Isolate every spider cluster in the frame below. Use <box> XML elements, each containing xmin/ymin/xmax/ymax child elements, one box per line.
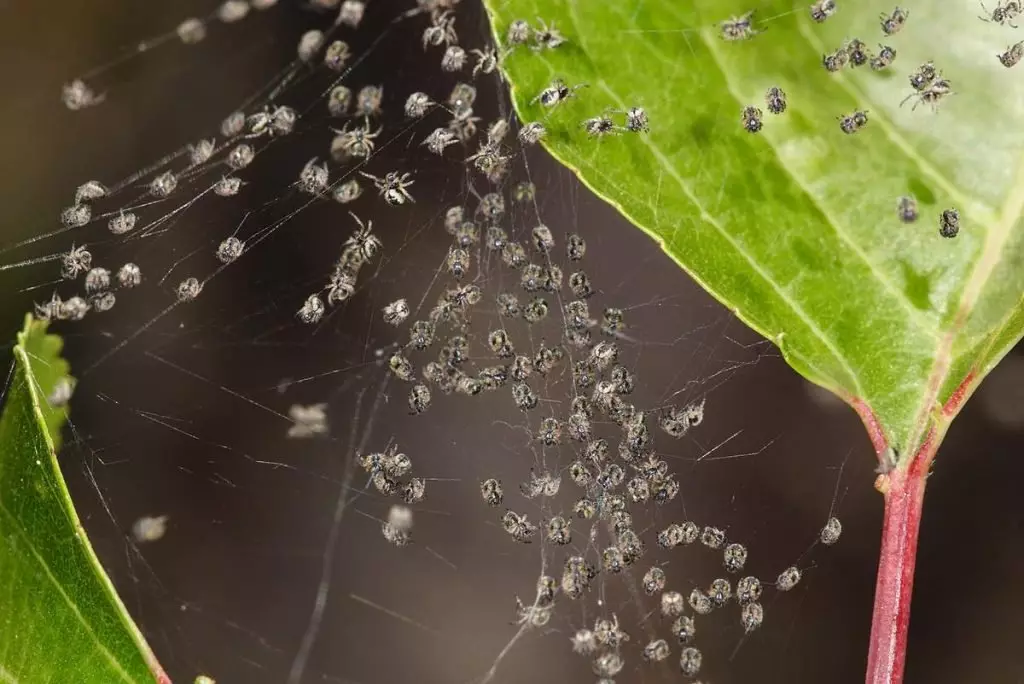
<box><xmin>821</xmin><ymin>38</ymin><xmax>896</xmax><ymax>73</ymax></box>
<box><xmin>35</xmin><ymin>3</ymin><xmax>871</xmax><ymax>682</ymax></box>
<box><xmin>894</xmin><ymin>197</ymin><xmax>961</xmax><ymax>238</ymax></box>
<box><xmin>357</xmin><ymin>443</ymin><xmax>427</xmax><ymax>541</ymax></box>
<box><xmin>837</xmin><ymin>109</ymin><xmax>870</xmax><ymax>134</ymax></box>
<box><xmin>900</xmin><ymin>61</ymin><xmax>953</xmax><ymax>111</ymax></box>
<box><xmin>739</xmin><ymin>87</ymin><xmax>787</xmax><ymax>134</ymax></box>
<box><xmin>297</xmin><ymin>213</ymin><xmax>382</xmax><ymax>325</ymax></box>
<box><xmin>362</xmin><ymin>145</ymin><xmax>850</xmax><ymax>678</ymax></box>
<box><xmin>579</xmin><ymin>107</ymin><xmax>650</xmax><ymax>138</ymax></box>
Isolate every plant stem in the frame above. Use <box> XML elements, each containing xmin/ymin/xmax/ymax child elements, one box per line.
<box><xmin>865</xmin><ymin>429</ymin><xmax>939</xmax><ymax>684</ymax></box>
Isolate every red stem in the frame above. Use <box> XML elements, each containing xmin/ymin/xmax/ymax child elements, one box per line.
<box><xmin>861</xmin><ymin>372</ymin><xmax>975</xmax><ymax>684</ymax></box>
<box><xmin>865</xmin><ymin>429</ymin><xmax>938</xmax><ymax>684</ymax></box>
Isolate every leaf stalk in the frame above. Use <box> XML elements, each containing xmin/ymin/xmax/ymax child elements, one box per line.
<box><xmin>864</xmin><ymin>428</ymin><xmax>938</xmax><ymax>684</ymax></box>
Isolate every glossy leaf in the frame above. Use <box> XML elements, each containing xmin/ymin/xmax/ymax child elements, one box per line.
<box><xmin>481</xmin><ymin>0</ymin><xmax>1024</xmax><ymax>462</ymax></box>
<box><xmin>0</xmin><ymin>315</ymin><xmax>165</xmax><ymax>684</ymax></box>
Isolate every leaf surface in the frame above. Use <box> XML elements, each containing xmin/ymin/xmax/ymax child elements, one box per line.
<box><xmin>482</xmin><ymin>0</ymin><xmax>1024</xmax><ymax>460</ymax></box>
<box><xmin>0</xmin><ymin>315</ymin><xmax>164</xmax><ymax>684</ymax></box>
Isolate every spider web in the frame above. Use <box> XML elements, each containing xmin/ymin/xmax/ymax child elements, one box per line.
<box><xmin>0</xmin><ymin>1</ymin><xmax>880</xmax><ymax>683</ymax></box>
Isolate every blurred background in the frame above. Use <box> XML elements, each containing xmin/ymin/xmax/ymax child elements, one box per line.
<box><xmin>0</xmin><ymin>1</ymin><xmax>1021</xmax><ymax>683</ymax></box>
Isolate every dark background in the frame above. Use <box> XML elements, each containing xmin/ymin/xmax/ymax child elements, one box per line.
<box><xmin>0</xmin><ymin>1</ymin><xmax>1021</xmax><ymax>683</ymax></box>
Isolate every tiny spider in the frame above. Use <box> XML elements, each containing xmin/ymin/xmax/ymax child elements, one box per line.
<box><xmin>337</xmin><ymin>0</ymin><xmax>365</xmax><ymax>28</ymax></box>
<box><xmin>245</xmin><ymin>106</ymin><xmax>273</xmax><ymax>137</ymax></box>
<box><xmin>880</xmin><ymin>6</ymin><xmax>909</xmax><ymax>34</ymax></box>
<box><xmin>741</xmin><ymin>105</ymin><xmax>763</xmax><ymax>133</ymax></box>
<box><xmin>838</xmin><ymin>109</ymin><xmax>869</xmax><ymax>133</ymax></box>
<box><xmin>326</xmin><ymin>271</ymin><xmax>356</xmax><ymax>305</ymax></box>
<box><xmin>507</xmin><ymin>19</ymin><xmax>531</xmax><ymax>45</ymax></box>
<box><xmin>62</xmin><ymin>79</ymin><xmax>104</xmax><ymax>111</ymax></box>
<box><xmin>297</xmin><ymin>157</ymin><xmax>329</xmax><ymax>195</ymax></box>
<box><xmin>422</xmin><ymin>127</ymin><xmax>458</xmax><ymax>155</ymax></box>
<box><xmin>216</xmin><ymin>236</ymin><xmax>244</xmax><ymax>263</ymax></box>
<box><xmin>776</xmin><ymin>566</ymin><xmax>802</xmax><ymax>591</ymax></box>
<box><xmin>809</xmin><ymin>0</ymin><xmax>837</xmax><ymax>22</ymax></box>
<box><xmin>61</xmin><ymin>204</ymin><xmax>91</xmax><ymax>228</ymax></box>
<box><xmin>441</xmin><ymin>45</ymin><xmax>467</xmax><ymax>72</ymax></box>
<box><xmin>870</xmin><ymin>44</ymin><xmax>896</xmax><ymax>70</ymax></box>
<box><xmin>408</xmin><ymin>384</ymin><xmax>431</xmax><ymax>414</ymax></box>
<box><xmin>518</xmin><ymin>121</ymin><xmax>546</xmax><ymax>144</ymax></box>
<box><xmin>297</xmin><ymin>29</ymin><xmax>325</xmax><ymax>63</ymax></box>
<box><xmin>355</xmin><ymin>85</ymin><xmax>384</xmax><ymax>117</ymax></box>
<box><xmin>998</xmin><ymin>41</ymin><xmax>1024</xmax><ymax>68</ymax></box>
<box><xmin>939</xmin><ymin>208</ymin><xmax>960</xmax><ymax>238</ymax></box>
<box><xmin>820</xmin><ymin>516</ymin><xmax>843</xmax><ymax>545</ymax></box>
<box><xmin>327</xmin><ymin>85</ymin><xmax>352</xmax><ymax>117</ymax></box>
<box><xmin>531</xmin><ymin>79</ymin><xmax>588</xmax><ymax>109</ymax></box>
<box><xmin>897</xmin><ymin>195</ymin><xmax>919</xmax><ymax>223</ymax></box>
<box><xmin>422</xmin><ymin>11</ymin><xmax>457</xmax><ymax>49</ymax></box>
<box><xmin>150</xmin><ymin>171</ymin><xmax>178</xmax><ymax>197</ymax></box>
<box><xmin>720</xmin><ymin>11</ymin><xmax>760</xmax><ymax>41</ymax></box>
<box><xmin>344</xmin><ymin>213</ymin><xmax>382</xmax><ymax>260</ymax></box>
<box><xmin>471</xmin><ymin>47</ymin><xmax>498</xmax><ymax>77</ymax></box>
<box><xmin>680</xmin><ymin>647</ymin><xmax>703</xmax><ymax>676</ymax></box>
<box><xmin>221</xmin><ymin>110</ymin><xmax>245</xmax><ymax>137</ymax></box>
<box><xmin>404</xmin><ymin>91</ymin><xmax>433</xmax><ymax>118</ymax></box>
<box><xmin>269</xmin><ymin>105</ymin><xmax>296</xmax><ymax>136</ymax></box>
<box><xmin>624</xmin><ymin>106</ymin><xmax>649</xmax><ymax>132</ymax></box>
<box><xmin>845</xmin><ymin>38</ymin><xmax>869</xmax><ymax>67</ymax></box>
<box><xmin>323</xmin><ymin>39</ymin><xmax>351</xmax><ymax>72</ymax></box>
<box><xmin>765</xmin><ymin>86</ymin><xmax>787</xmax><ymax>114</ymax></box>
<box><xmin>531</xmin><ymin>17</ymin><xmax>566</xmax><ymax>50</ymax></box>
<box><xmin>980</xmin><ymin>0</ymin><xmax>1022</xmax><ymax>27</ymax></box>
<box><xmin>61</xmin><ymin>244</ymin><xmax>93</xmax><ymax>280</ymax></box>
<box><xmin>227</xmin><ymin>144</ymin><xmax>255</xmax><ymax>170</ymax></box>
<box><xmin>742</xmin><ymin>602</ymin><xmax>764</xmax><ymax>633</ymax></box>
<box><xmin>582</xmin><ymin>115</ymin><xmax>619</xmax><ymax>137</ymax></box>
<box><xmin>297</xmin><ymin>294</ymin><xmax>325</xmax><ymax>324</ymax></box>
<box><xmin>466</xmin><ymin>141</ymin><xmax>510</xmax><ymax>174</ymax></box>
<box><xmin>901</xmin><ymin>78</ymin><xmax>953</xmax><ymax>111</ymax></box>
<box><xmin>360</xmin><ymin>171</ymin><xmax>415</xmax><ymax>205</ymax></box>
<box><xmin>330</xmin><ymin>118</ymin><xmax>382</xmax><ymax>159</ymax></box>
<box><xmin>908</xmin><ymin>62</ymin><xmax>938</xmax><ymax>92</ymax></box>
<box><xmin>822</xmin><ymin>47</ymin><xmax>849</xmax><ymax>72</ymax></box>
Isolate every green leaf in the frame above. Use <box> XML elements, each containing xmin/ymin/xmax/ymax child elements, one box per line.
<box><xmin>0</xmin><ymin>315</ymin><xmax>166</xmax><ymax>684</ymax></box>
<box><xmin>481</xmin><ymin>0</ymin><xmax>1024</xmax><ymax>462</ymax></box>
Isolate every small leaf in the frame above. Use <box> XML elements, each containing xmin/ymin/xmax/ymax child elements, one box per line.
<box><xmin>482</xmin><ymin>0</ymin><xmax>1024</xmax><ymax>461</ymax></box>
<box><xmin>0</xmin><ymin>315</ymin><xmax>167</xmax><ymax>684</ymax></box>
